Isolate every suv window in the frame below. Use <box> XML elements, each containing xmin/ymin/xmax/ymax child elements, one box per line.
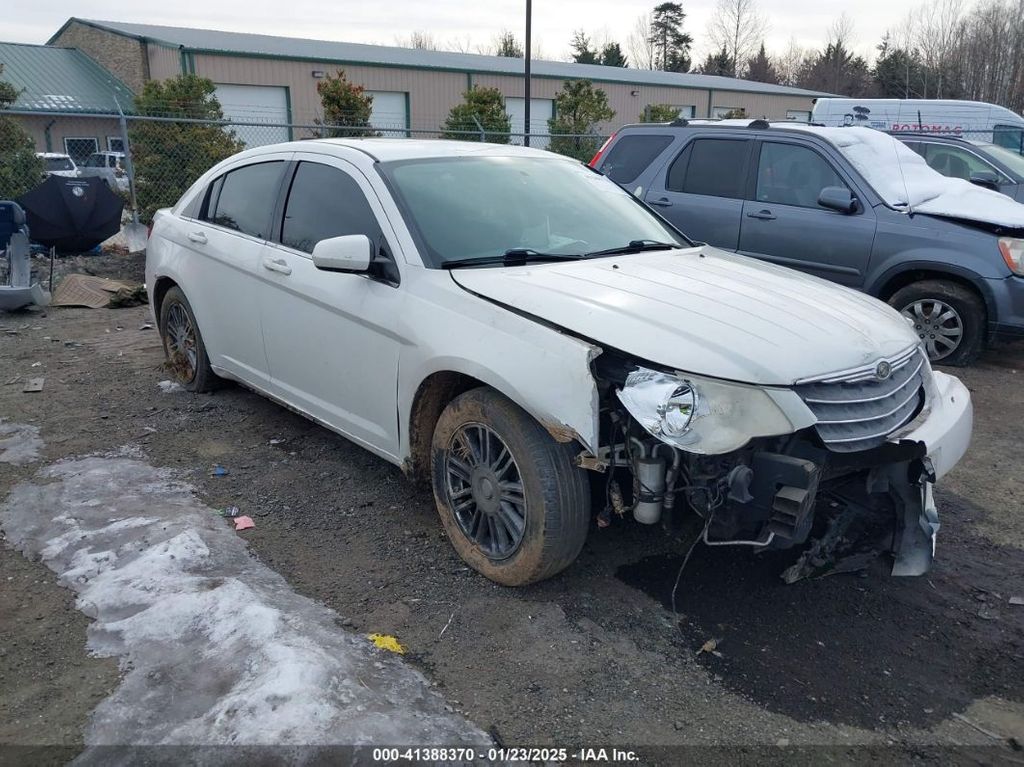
<box><xmin>667</xmin><ymin>138</ymin><xmax>750</xmax><ymax>198</ymax></box>
<box><xmin>204</xmin><ymin>161</ymin><xmax>285</xmax><ymax>239</ymax></box>
<box><xmin>755</xmin><ymin>142</ymin><xmax>847</xmax><ymax>208</ymax></box>
<box><xmin>917</xmin><ymin>143</ymin><xmax>1007</xmax><ymax>182</ymax></box>
<box><xmin>602</xmin><ymin>135</ymin><xmax>673</xmax><ymax>185</ymax></box>
<box><xmin>280</xmin><ymin>162</ymin><xmax>381</xmax><ymax>254</ymax></box>
<box><xmin>993</xmin><ymin>125</ymin><xmax>1024</xmax><ymax>153</ymax></box>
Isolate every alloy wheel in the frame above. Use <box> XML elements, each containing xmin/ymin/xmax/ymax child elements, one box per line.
<box><xmin>444</xmin><ymin>423</ymin><xmax>527</xmax><ymax>561</ymax></box>
<box><xmin>165</xmin><ymin>302</ymin><xmax>198</xmax><ymax>381</ymax></box>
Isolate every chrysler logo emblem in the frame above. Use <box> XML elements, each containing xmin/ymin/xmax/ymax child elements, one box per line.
<box><xmin>875</xmin><ymin>360</ymin><xmax>892</xmax><ymax>380</ymax></box>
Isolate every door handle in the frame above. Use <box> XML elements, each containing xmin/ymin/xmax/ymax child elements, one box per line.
<box><xmin>648</xmin><ymin>198</ymin><xmax>673</xmax><ymax>207</ymax></box>
<box><xmin>746</xmin><ymin>210</ymin><xmax>776</xmax><ymax>221</ymax></box>
<box><xmin>187</xmin><ymin>231</ymin><xmax>208</xmax><ymax>244</ymax></box>
<box><xmin>262</xmin><ymin>256</ymin><xmax>292</xmax><ymax>276</ymax></box>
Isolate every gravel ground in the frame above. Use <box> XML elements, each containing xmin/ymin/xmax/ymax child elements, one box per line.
<box><xmin>0</xmin><ymin>251</ymin><xmax>1022</xmax><ymax>761</ymax></box>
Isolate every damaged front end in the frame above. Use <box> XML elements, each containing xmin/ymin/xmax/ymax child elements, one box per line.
<box><xmin>590</xmin><ymin>346</ymin><xmax>967</xmax><ymax>581</ymax></box>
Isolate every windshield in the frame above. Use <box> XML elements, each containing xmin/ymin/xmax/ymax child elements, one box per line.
<box><xmin>84</xmin><ymin>154</ymin><xmax>106</xmax><ymax>168</ymax></box>
<box><xmin>977</xmin><ymin>142</ymin><xmax>1024</xmax><ymax>178</ymax></box>
<box><xmin>381</xmin><ymin>156</ymin><xmax>688</xmax><ymax>267</ymax></box>
<box><xmin>45</xmin><ymin>157</ymin><xmax>74</xmax><ymax>172</ymax></box>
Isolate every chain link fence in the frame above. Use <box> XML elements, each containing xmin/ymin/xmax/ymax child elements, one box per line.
<box><xmin>0</xmin><ymin>109</ymin><xmax>610</xmax><ymax>222</ymax></box>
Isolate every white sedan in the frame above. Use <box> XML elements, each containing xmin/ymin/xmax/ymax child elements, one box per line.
<box><xmin>146</xmin><ymin>139</ymin><xmax>972</xmax><ymax>586</ymax></box>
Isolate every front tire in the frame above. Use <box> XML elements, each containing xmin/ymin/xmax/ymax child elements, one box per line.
<box><xmin>430</xmin><ymin>387</ymin><xmax>590</xmax><ymax>586</ymax></box>
<box><xmin>158</xmin><ymin>286</ymin><xmax>219</xmax><ymax>392</ymax></box>
<box><xmin>889</xmin><ymin>280</ymin><xmax>985</xmax><ymax>366</ymax></box>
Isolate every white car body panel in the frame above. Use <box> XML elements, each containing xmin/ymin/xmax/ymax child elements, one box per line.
<box><xmin>450</xmin><ymin>247</ymin><xmax>920</xmax><ymax>385</ymax></box>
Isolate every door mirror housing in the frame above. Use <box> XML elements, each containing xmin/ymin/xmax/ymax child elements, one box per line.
<box><xmin>818</xmin><ymin>186</ymin><xmax>858</xmax><ymax>214</ymax></box>
<box><xmin>968</xmin><ymin>170</ymin><xmax>1001</xmax><ymax>190</ymax></box>
<box><xmin>312</xmin><ymin>234</ymin><xmax>372</xmax><ymax>273</ymax></box>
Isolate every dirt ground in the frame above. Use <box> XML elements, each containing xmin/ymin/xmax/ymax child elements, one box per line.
<box><xmin>1</xmin><ymin>251</ymin><xmax>1023</xmax><ymax>761</ymax></box>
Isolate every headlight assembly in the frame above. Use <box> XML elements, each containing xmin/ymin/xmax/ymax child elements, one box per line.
<box><xmin>616</xmin><ymin>367</ymin><xmax>804</xmax><ymax>455</ymax></box>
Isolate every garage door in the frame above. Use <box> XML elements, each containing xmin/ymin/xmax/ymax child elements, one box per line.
<box><xmin>506</xmin><ymin>97</ymin><xmax>554</xmax><ymax>148</ymax></box>
<box><xmin>214</xmin><ymin>84</ymin><xmax>290</xmax><ymax>147</ymax></box>
<box><xmin>367</xmin><ymin>91</ymin><xmax>407</xmax><ymax>136</ymax></box>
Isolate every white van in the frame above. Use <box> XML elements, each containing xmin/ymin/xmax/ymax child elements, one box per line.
<box><xmin>811</xmin><ymin>98</ymin><xmax>1024</xmax><ymax>153</ymax></box>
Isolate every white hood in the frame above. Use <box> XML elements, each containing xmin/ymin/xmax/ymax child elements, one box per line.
<box><xmin>786</xmin><ymin>125</ymin><xmax>1024</xmax><ymax>228</ymax></box>
<box><xmin>451</xmin><ymin>247</ymin><xmax>920</xmax><ymax>385</ymax></box>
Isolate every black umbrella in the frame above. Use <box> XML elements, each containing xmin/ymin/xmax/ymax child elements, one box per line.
<box><xmin>17</xmin><ymin>176</ymin><xmax>124</xmax><ymax>253</ymax></box>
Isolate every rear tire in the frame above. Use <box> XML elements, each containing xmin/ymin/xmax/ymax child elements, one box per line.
<box><xmin>158</xmin><ymin>286</ymin><xmax>219</xmax><ymax>392</ymax></box>
<box><xmin>889</xmin><ymin>280</ymin><xmax>985</xmax><ymax>366</ymax></box>
<box><xmin>430</xmin><ymin>387</ymin><xmax>590</xmax><ymax>586</ymax></box>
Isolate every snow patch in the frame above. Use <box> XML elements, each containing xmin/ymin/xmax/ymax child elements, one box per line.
<box><xmin>0</xmin><ymin>456</ymin><xmax>490</xmax><ymax>748</ymax></box>
<box><xmin>0</xmin><ymin>420</ymin><xmax>43</xmax><ymax>465</ymax></box>
<box><xmin>787</xmin><ymin>125</ymin><xmax>1024</xmax><ymax>228</ymax></box>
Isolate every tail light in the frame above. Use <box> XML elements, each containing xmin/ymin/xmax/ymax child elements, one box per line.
<box><xmin>589</xmin><ymin>132</ymin><xmax>616</xmax><ymax>168</ymax></box>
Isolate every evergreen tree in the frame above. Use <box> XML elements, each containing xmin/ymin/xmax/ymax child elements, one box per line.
<box><xmin>648</xmin><ymin>3</ymin><xmax>694</xmax><ymax>72</ymax></box>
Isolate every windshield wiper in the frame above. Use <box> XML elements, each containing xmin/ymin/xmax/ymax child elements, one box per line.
<box><xmin>585</xmin><ymin>239</ymin><xmax>680</xmax><ymax>257</ymax></box>
<box><xmin>440</xmin><ymin>248</ymin><xmax>586</xmax><ymax>269</ymax></box>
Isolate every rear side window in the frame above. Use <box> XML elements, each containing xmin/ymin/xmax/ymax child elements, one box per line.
<box><xmin>755</xmin><ymin>142</ymin><xmax>847</xmax><ymax>208</ymax></box>
<box><xmin>667</xmin><ymin>138</ymin><xmax>750</xmax><ymax>198</ymax></box>
<box><xmin>601</xmin><ymin>134</ymin><xmax>673</xmax><ymax>185</ymax></box>
<box><xmin>204</xmin><ymin>161</ymin><xmax>285</xmax><ymax>239</ymax></box>
<box><xmin>280</xmin><ymin>162</ymin><xmax>381</xmax><ymax>254</ymax></box>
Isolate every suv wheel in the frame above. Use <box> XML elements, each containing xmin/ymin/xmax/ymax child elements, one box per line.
<box><xmin>889</xmin><ymin>280</ymin><xmax>985</xmax><ymax>366</ymax></box>
<box><xmin>159</xmin><ymin>287</ymin><xmax>219</xmax><ymax>391</ymax></box>
<box><xmin>430</xmin><ymin>387</ymin><xmax>590</xmax><ymax>586</ymax></box>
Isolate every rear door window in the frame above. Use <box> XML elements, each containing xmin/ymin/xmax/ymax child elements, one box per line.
<box><xmin>601</xmin><ymin>134</ymin><xmax>674</xmax><ymax>185</ymax></box>
<box><xmin>666</xmin><ymin>138</ymin><xmax>751</xmax><ymax>198</ymax></box>
<box><xmin>755</xmin><ymin>141</ymin><xmax>847</xmax><ymax>208</ymax></box>
<box><xmin>280</xmin><ymin>162</ymin><xmax>381</xmax><ymax>254</ymax></box>
<box><xmin>203</xmin><ymin>161</ymin><xmax>285</xmax><ymax>239</ymax></box>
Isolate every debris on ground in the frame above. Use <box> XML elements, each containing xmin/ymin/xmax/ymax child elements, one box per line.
<box><xmin>107</xmin><ymin>284</ymin><xmax>148</xmax><ymax>308</ymax></box>
<box><xmin>220</xmin><ymin>506</ymin><xmax>241</xmax><ymax>518</ymax></box>
<box><xmin>210</xmin><ymin>465</ymin><xmax>229</xmax><ymax>477</ymax></box>
<box><xmin>1009</xmin><ymin>596</ymin><xmax>1024</xmax><ymax>606</ymax></box>
<box><xmin>233</xmin><ymin>515</ymin><xmax>255</xmax><ymax>531</ymax></box>
<box><xmin>157</xmin><ymin>380</ymin><xmax>183</xmax><ymax>393</ymax></box>
<box><xmin>50</xmin><ymin>274</ymin><xmax>145</xmax><ymax>309</ymax></box>
<box><xmin>269</xmin><ymin>438</ymin><xmax>286</xmax><ymax>446</ymax></box>
<box><xmin>697</xmin><ymin>638</ymin><xmax>720</xmax><ymax>656</ymax></box>
<box><xmin>22</xmin><ymin>378</ymin><xmax>44</xmax><ymax>393</ymax></box>
<box><xmin>368</xmin><ymin>633</ymin><xmax>407</xmax><ymax>655</ymax></box>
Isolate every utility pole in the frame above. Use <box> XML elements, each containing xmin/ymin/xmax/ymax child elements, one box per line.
<box><xmin>524</xmin><ymin>0</ymin><xmax>532</xmax><ymax>147</ymax></box>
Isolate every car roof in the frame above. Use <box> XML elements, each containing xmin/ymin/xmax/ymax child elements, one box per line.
<box><xmin>235</xmin><ymin>138</ymin><xmax>560</xmax><ymax>163</ymax></box>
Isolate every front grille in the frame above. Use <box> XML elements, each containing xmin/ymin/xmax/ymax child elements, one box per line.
<box><xmin>795</xmin><ymin>347</ymin><xmax>928</xmax><ymax>453</ymax></box>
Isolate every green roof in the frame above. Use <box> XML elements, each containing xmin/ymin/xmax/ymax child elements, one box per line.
<box><xmin>0</xmin><ymin>41</ymin><xmax>135</xmax><ymax>113</ymax></box>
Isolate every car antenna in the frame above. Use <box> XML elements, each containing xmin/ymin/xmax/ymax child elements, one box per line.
<box><xmin>889</xmin><ymin>129</ymin><xmax>915</xmax><ymax>216</ymax></box>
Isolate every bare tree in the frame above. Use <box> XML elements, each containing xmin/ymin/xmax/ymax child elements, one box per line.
<box><xmin>706</xmin><ymin>0</ymin><xmax>768</xmax><ymax>77</ymax></box>
<box><xmin>774</xmin><ymin>38</ymin><xmax>806</xmax><ymax>86</ymax></box>
<box><xmin>627</xmin><ymin>14</ymin><xmax>658</xmax><ymax>70</ymax></box>
<box><xmin>395</xmin><ymin>31</ymin><xmax>440</xmax><ymax>50</ymax></box>
<box><xmin>911</xmin><ymin>0</ymin><xmax>964</xmax><ymax>97</ymax></box>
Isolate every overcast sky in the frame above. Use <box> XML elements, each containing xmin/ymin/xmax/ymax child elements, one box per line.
<box><xmin>8</xmin><ymin>0</ymin><xmax>931</xmax><ymax>63</ymax></box>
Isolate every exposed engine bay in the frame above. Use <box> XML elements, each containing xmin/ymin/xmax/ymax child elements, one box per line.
<box><xmin>588</xmin><ymin>349</ymin><xmax>941</xmax><ymax>581</ymax></box>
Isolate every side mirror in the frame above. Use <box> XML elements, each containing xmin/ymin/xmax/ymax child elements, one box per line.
<box><xmin>312</xmin><ymin>234</ymin><xmax>372</xmax><ymax>273</ymax></box>
<box><xmin>968</xmin><ymin>170</ymin><xmax>1000</xmax><ymax>191</ymax></box>
<box><xmin>818</xmin><ymin>186</ymin><xmax>858</xmax><ymax>214</ymax></box>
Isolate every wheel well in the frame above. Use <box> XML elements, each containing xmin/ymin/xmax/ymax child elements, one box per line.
<box><xmin>407</xmin><ymin>371</ymin><xmax>486</xmax><ymax>482</ymax></box>
<box><xmin>878</xmin><ymin>269</ymin><xmax>985</xmax><ymax>308</ymax></box>
<box><xmin>152</xmin><ymin>277</ymin><xmax>178</xmax><ymax>321</ymax></box>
